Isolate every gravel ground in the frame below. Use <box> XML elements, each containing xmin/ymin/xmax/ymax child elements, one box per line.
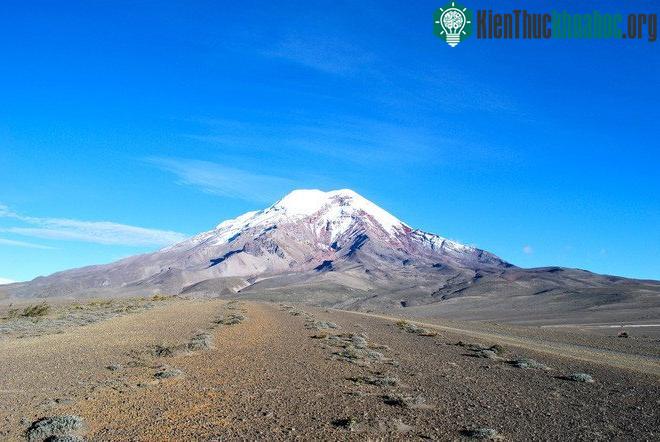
<box><xmin>0</xmin><ymin>299</ymin><xmax>658</xmax><ymax>441</ymax></box>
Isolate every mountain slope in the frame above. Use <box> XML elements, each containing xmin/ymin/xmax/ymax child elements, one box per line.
<box><xmin>3</xmin><ymin>189</ymin><xmax>508</xmax><ymax>298</ymax></box>
<box><xmin>2</xmin><ymin>189</ymin><xmax>658</xmax><ymax>323</ymax></box>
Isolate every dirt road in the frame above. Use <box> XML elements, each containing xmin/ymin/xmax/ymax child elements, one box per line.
<box><xmin>1</xmin><ymin>299</ymin><xmax>658</xmax><ymax>440</ymax></box>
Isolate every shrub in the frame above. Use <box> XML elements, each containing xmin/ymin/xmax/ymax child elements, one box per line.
<box><xmin>509</xmin><ymin>357</ymin><xmax>550</xmax><ymax>370</ymax></box>
<box><xmin>21</xmin><ymin>302</ymin><xmax>51</xmax><ymax>318</ymax></box>
<box><xmin>154</xmin><ymin>368</ymin><xmax>183</xmax><ymax>379</ymax></box>
<box><xmin>5</xmin><ymin>306</ymin><xmax>20</xmax><ymax>319</ymax></box>
<box><xmin>88</xmin><ymin>299</ymin><xmax>114</xmax><ymax>308</ymax></box>
<box><xmin>350</xmin><ymin>334</ymin><xmax>368</xmax><ymax>349</ymax></box>
<box><xmin>152</xmin><ymin>344</ymin><xmax>176</xmax><ymax>357</ymax></box>
<box><xmin>305</xmin><ymin>320</ymin><xmax>339</xmax><ymax>330</ymax></box>
<box><xmin>25</xmin><ymin>415</ymin><xmax>86</xmax><ymax>442</ymax></box>
<box><xmin>332</xmin><ymin>417</ymin><xmax>358</xmax><ymax>431</ymax></box>
<box><xmin>564</xmin><ymin>372</ymin><xmax>594</xmax><ymax>383</ymax></box>
<box><xmin>489</xmin><ymin>344</ymin><xmax>506</xmax><ymax>356</ymax></box>
<box><xmin>188</xmin><ymin>333</ymin><xmax>212</xmax><ymax>351</ymax></box>
<box><xmin>216</xmin><ymin>314</ymin><xmax>246</xmax><ymax>325</ymax></box>
<box><xmin>383</xmin><ymin>393</ymin><xmax>426</xmax><ymax>408</ymax></box>
<box><xmin>461</xmin><ymin>427</ymin><xmax>501</xmax><ymax>440</ymax></box>
<box><xmin>396</xmin><ymin>320</ymin><xmax>436</xmax><ymax>336</ymax></box>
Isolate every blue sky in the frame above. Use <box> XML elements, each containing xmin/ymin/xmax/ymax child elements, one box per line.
<box><xmin>0</xmin><ymin>0</ymin><xmax>658</xmax><ymax>283</ymax></box>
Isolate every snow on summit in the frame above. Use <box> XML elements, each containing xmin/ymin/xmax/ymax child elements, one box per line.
<box><xmin>211</xmin><ymin>189</ymin><xmax>406</xmax><ymax>244</ymax></box>
<box><xmin>273</xmin><ymin>189</ymin><xmax>404</xmax><ymax>233</ymax></box>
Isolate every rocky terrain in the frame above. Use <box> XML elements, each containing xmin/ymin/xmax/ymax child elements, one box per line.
<box><xmin>1</xmin><ymin>297</ymin><xmax>658</xmax><ymax>441</ymax></box>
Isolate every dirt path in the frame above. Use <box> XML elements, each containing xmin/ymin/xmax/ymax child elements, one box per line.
<box><xmin>2</xmin><ymin>300</ymin><xmax>659</xmax><ymax>441</ymax></box>
<box><xmin>334</xmin><ymin>310</ymin><xmax>660</xmax><ymax>377</ymax></box>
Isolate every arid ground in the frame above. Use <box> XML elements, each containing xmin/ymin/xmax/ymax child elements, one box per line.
<box><xmin>1</xmin><ymin>297</ymin><xmax>658</xmax><ymax>441</ymax></box>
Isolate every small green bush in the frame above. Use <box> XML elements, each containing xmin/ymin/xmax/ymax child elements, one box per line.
<box><xmin>489</xmin><ymin>344</ymin><xmax>506</xmax><ymax>356</ymax></box>
<box><xmin>21</xmin><ymin>302</ymin><xmax>51</xmax><ymax>317</ymax></box>
<box><xmin>332</xmin><ymin>417</ymin><xmax>358</xmax><ymax>431</ymax></box>
<box><xmin>565</xmin><ymin>372</ymin><xmax>594</xmax><ymax>383</ymax></box>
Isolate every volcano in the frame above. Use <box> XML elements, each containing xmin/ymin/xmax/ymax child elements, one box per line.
<box><xmin>3</xmin><ymin>189</ymin><xmax>658</xmax><ymax>323</ymax></box>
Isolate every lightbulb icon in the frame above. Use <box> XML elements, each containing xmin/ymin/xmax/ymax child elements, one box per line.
<box><xmin>435</xmin><ymin>2</ymin><xmax>471</xmax><ymax>47</ymax></box>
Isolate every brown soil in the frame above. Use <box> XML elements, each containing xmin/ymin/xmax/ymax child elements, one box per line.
<box><xmin>1</xmin><ymin>299</ymin><xmax>658</xmax><ymax>441</ymax></box>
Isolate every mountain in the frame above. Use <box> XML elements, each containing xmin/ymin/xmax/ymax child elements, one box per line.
<box><xmin>3</xmin><ymin>189</ymin><xmax>659</xmax><ymax>323</ymax></box>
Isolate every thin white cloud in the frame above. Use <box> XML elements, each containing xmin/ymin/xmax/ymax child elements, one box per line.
<box><xmin>266</xmin><ymin>37</ymin><xmax>375</xmax><ymax>75</ymax></box>
<box><xmin>0</xmin><ymin>204</ymin><xmax>19</xmax><ymax>218</ymax></box>
<box><xmin>0</xmin><ymin>277</ymin><xmax>15</xmax><ymax>285</ymax></box>
<box><xmin>523</xmin><ymin>245</ymin><xmax>534</xmax><ymax>255</ymax></box>
<box><xmin>0</xmin><ymin>237</ymin><xmax>54</xmax><ymax>250</ymax></box>
<box><xmin>148</xmin><ymin>157</ymin><xmax>296</xmax><ymax>203</ymax></box>
<box><xmin>182</xmin><ymin>116</ymin><xmax>445</xmax><ymax>168</ymax></box>
<box><xmin>0</xmin><ymin>205</ymin><xmax>188</xmax><ymax>247</ymax></box>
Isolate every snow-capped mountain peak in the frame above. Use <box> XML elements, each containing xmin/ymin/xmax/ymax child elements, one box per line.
<box><xmin>273</xmin><ymin>189</ymin><xmax>404</xmax><ymax>233</ymax></box>
<box><xmin>212</xmin><ymin>189</ymin><xmax>406</xmax><ymax>244</ymax></box>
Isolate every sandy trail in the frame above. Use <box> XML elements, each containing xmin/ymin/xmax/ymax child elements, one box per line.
<box><xmin>1</xmin><ymin>300</ymin><xmax>658</xmax><ymax>441</ymax></box>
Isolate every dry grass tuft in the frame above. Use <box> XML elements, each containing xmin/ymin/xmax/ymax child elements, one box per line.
<box><xmin>20</xmin><ymin>302</ymin><xmax>51</xmax><ymax>318</ymax></box>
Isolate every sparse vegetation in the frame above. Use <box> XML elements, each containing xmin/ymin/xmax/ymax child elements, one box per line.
<box><xmin>332</xmin><ymin>417</ymin><xmax>359</xmax><ymax>431</ymax></box>
<box><xmin>457</xmin><ymin>342</ymin><xmax>506</xmax><ymax>360</ymax></box>
<box><xmin>489</xmin><ymin>344</ymin><xmax>506</xmax><ymax>356</ymax></box>
<box><xmin>348</xmin><ymin>375</ymin><xmax>399</xmax><ymax>387</ymax></box>
<box><xmin>563</xmin><ymin>372</ymin><xmax>594</xmax><ymax>383</ymax></box>
<box><xmin>20</xmin><ymin>302</ymin><xmax>51</xmax><ymax>318</ymax></box>
<box><xmin>475</xmin><ymin>349</ymin><xmax>502</xmax><ymax>360</ymax></box>
<box><xmin>154</xmin><ymin>368</ymin><xmax>184</xmax><ymax>379</ymax></box>
<box><xmin>88</xmin><ymin>299</ymin><xmax>114</xmax><ymax>308</ymax></box>
<box><xmin>396</xmin><ymin>320</ymin><xmax>437</xmax><ymax>336</ymax></box>
<box><xmin>25</xmin><ymin>415</ymin><xmax>86</xmax><ymax>442</ymax></box>
<box><xmin>1</xmin><ymin>297</ymin><xmax>174</xmax><ymax>339</ymax></box>
<box><xmin>350</xmin><ymin>334</ymin><xmax>368</xmax><ymax>349</ymax></box>
<box><xmin>187</xmin><ymin>332</ymin><xmax>213</xmax><ymax>351</ymax></box>
<box><xmin>216</xmin><ymin>313</ymin><xmax>246</xmax><ymax>325</ymax></box>
<box><xmin>329</xmin><ymin>336</ymin><xmax>390</xmax><ymax>366</ymax></box>
<box><xmin>305</xmin><ymin>320</ymin><xmax>339</xmax><ymax>330</ymax></box>
<box><xmin>509</xmin><ymin>357</ymin><xmax>550</xmax><ymax>370</ymax></box>
<box><xmin>152</xmin><ymin>344</ymin><xmax>177</xmax><ymax>357</ymax></box>
<box><xmin>225</xmin><ymin>300</ymin><xmax>246</xmax><ymax>311</ymax></box>
<box><xmin>461</xmin><ymin>427</ymin><xmax>502</xmax><ymax>440</ymax></box>
<box><xmin>382</xmin><ymin>393</ymin><xmax>426</xmax><ymax>408</ymax></box>
<box><xmin>455</xmin><ymin>341</ymin><xmax>487</xmax><ymax>351</ymax></box>
<box><xmin>323</xmin><ymin>333</ymin><xmax>393</xmax><ymax>366</ymax></box>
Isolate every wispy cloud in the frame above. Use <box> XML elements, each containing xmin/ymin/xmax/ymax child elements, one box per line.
<box><xmin>266</xmin><ymin>36</ymin><xmax>375</xmax><ymax>75</ymax></box>
<box><xmin>148</xmin><ymin>157</ymin><xmax>297</xmax><ymax>203</ymax></box>
<box><xmin>0</xmin><ymin>237</ymin><xmax>54</xmax><ymax>250</ymax></box>
<box><xmin>181</xmin><ymin>116</ymin><xmax>446</xmax><ymax>168</ymax></box>
<box><xmin>0</xmin><ymin>277</ymin><xmax>16</xmax><ymax>285</ymax></box>
<box><xmin>523</xmin><ymin>245</ymin><xmax>534</xmax><ymax>255</ymax></box>
<box><xmin>0</xmin><ymin>204</ymin><xmax>188</xmax><ymax>247</ymax></box>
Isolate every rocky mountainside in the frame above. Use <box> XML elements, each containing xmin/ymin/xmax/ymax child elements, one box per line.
<box><xmin>3</xmin><ymin>189</ymin><xmax>659</xmax><ymax>322</ymax></box>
